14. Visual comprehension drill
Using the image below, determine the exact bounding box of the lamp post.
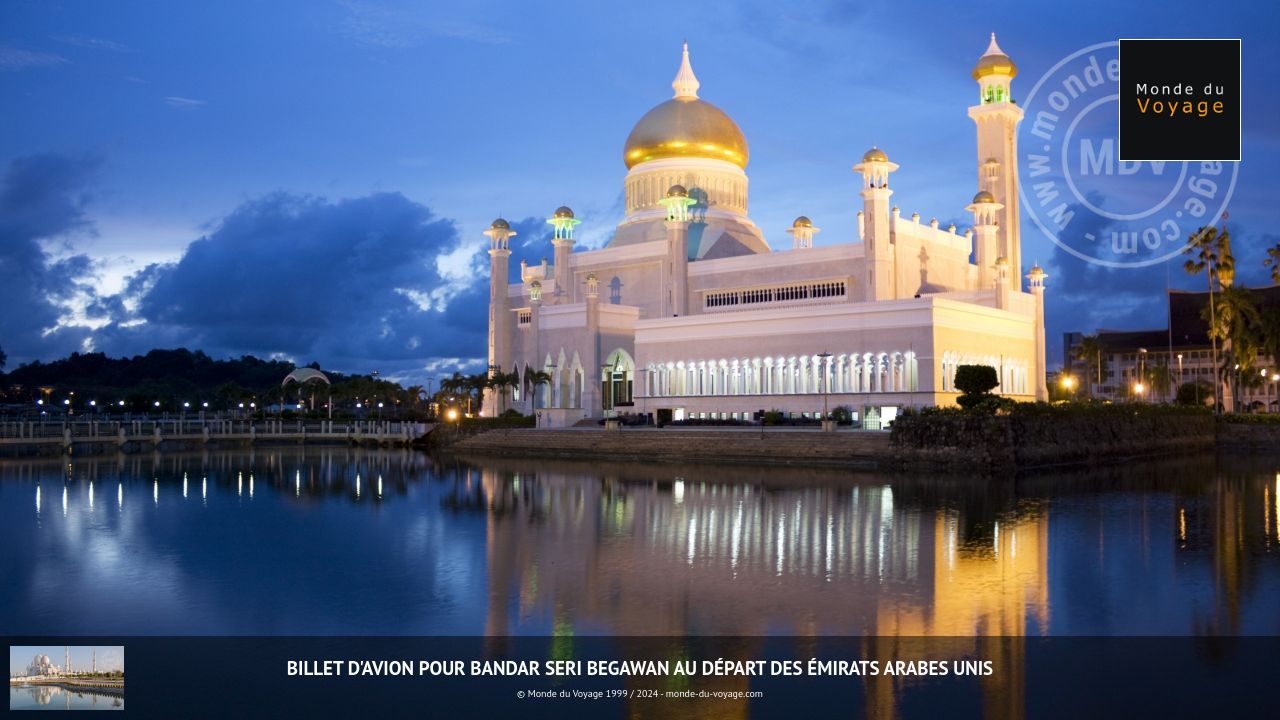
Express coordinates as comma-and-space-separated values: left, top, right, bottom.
1060, 374, 1076, 400
817, 351, 832, 429
637, 368, 649, 426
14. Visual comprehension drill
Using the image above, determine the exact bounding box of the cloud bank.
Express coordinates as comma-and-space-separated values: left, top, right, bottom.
2, 154, 491, 382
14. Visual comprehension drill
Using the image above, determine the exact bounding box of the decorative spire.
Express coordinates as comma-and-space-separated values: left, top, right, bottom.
983, 32, 1004, 57
672, 41, 700, 99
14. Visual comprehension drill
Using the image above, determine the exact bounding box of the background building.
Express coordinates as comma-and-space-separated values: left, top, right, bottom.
1065, 286, 1280, 410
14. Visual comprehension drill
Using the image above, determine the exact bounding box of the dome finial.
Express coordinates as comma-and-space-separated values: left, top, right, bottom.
985, 32, 1002, 56
672, 41, 700, 99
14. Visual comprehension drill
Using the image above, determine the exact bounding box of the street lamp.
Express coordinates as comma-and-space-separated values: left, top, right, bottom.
1134, 382, 1146, 398
817, 351, 833, 423
1060, 374, 1076, 398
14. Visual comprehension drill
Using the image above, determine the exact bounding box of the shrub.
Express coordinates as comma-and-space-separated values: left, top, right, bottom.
1175, 381, 1214, 406
954, 364, 999, 410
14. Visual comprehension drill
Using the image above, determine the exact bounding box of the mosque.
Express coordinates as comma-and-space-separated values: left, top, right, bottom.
482, 35, 1047, 426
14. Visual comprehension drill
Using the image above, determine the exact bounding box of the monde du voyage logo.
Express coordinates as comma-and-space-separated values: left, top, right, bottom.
1019, 40, 1240, 268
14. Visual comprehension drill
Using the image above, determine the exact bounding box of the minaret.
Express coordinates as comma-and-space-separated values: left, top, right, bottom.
484, 218, 516, 416
658, 184, 696, 316
527, 280, 542, 408
1027, 264, 1049, 400
92, 648, 96, 674
966, 190, 1004, 289
583, 273, 602, 415
968, 33, 1024, 289
786, 216, 819, 249
994, 256, 1011, 310
547, 206, 580, 303
853, 147, 898, 301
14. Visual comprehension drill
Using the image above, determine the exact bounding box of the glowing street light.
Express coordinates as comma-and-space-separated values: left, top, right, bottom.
1060, 375, 1076, 391
446, 408, 459, 422
1134, 382, 1146, 396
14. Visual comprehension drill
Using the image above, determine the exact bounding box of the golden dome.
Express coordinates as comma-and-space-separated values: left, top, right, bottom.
972, 190, 995, 204
972, 33, 1017, 80
792, 216, 812, 228
624, 97, 748, 169
666, 184, 688, 197
552, 206, 574, 219
624, 44, 747, 169
862, 146, 889, 163
490, 218, 510, 229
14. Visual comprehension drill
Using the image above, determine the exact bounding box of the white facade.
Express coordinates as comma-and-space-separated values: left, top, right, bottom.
483, 36, 1047, 425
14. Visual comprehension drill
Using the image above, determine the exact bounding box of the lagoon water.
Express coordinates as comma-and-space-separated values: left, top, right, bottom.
7, 684, 123, 711
1, 448, 1278, 637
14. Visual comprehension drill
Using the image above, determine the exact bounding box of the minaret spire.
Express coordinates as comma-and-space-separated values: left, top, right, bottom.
984, 32, 1004, 57
672, 41, 700, 99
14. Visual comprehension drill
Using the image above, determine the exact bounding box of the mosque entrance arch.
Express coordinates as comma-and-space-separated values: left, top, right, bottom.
601, 349, 635, 410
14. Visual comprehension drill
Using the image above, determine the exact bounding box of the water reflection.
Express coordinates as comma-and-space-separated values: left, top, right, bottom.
0, 448, 1276, 641
8, 684, 124, 711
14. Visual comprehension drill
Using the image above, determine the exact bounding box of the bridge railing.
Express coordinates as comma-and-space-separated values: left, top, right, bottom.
0, 419, 430, 441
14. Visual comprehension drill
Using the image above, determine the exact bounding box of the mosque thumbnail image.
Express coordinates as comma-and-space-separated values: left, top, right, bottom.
480, 35, 1046, 427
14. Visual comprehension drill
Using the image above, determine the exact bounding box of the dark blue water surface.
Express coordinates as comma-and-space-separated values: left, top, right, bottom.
2, 448, 1278, 637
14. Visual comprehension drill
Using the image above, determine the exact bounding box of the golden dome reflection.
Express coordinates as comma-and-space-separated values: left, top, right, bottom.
623, 97, 749, 169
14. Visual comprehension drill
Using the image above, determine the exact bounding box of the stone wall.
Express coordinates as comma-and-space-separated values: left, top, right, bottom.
1215, 420, 1280, 451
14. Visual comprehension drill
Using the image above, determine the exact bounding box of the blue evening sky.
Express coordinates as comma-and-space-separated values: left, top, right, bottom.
1, 0, 1276, 381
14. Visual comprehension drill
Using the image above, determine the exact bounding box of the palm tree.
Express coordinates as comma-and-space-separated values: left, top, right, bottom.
525, 369, 552, 410
1259, 307, 1280, 373
465, 373, 488, 415
487, 370, 519, 414
1183, 224, 1234, 411
1205, 284, 1261, 411
1148, 362, 1174, 403
1265, 241, 1280, 284
1074, 335, 1105, 396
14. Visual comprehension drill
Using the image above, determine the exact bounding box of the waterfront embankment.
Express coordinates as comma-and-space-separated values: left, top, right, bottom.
443, 406, 1247, 473
9, 679, 125, 697
448, 428, 890, 469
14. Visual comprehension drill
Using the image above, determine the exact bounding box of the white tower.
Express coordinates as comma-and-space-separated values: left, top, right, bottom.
484, 218, 516, 416
967, 33, 1023, 289
1027, 264, 1049, 401
966, 190, 1004, 289
547, 206, 580, 303
786, 216, 819, 249
658, 185, 696, 316
853, 147, 899, 301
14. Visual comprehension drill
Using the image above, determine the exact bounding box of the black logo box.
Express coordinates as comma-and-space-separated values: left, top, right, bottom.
1119, 39, 1241, 162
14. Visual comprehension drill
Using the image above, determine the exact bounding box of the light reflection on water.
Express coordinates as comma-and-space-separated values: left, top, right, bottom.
8, 684, 123, 711
0, 448, 1278, 637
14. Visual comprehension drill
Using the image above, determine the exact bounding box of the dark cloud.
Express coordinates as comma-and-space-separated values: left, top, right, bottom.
506, 216, 555, 283
93, 191, 486, 381
0, 153, 100, 363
